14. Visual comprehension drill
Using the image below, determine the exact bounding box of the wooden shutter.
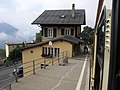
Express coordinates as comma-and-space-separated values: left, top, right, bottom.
44, 28, 48, 37
61, 28, 64, 35
48, 47, 50, 55
41, 30, 43, 36
42, 47, 44, 55
55, 48, 57, 56
45, 47, 47, 54
53, 28, 57, 37
51, 48, 53, 55
58, 48, 60, 57
71, 28, 74, 35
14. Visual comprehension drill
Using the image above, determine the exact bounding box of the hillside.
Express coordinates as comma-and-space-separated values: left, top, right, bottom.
0, 22, 19, 48
0, 22, 18, 36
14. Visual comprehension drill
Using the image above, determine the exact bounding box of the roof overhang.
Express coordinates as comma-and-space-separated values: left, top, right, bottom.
22, 36, 84, 50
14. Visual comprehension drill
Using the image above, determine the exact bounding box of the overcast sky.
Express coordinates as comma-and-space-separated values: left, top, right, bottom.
0, 0, 98, 42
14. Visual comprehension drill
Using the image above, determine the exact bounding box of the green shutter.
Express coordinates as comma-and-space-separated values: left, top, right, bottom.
42, 47, 44, 55
51, 48, 53, 55
53, 28, 57, 37
71, 28, 74, 35
44, 28, 48, 37
61, 28, 64, 35
41, 30, 43, 36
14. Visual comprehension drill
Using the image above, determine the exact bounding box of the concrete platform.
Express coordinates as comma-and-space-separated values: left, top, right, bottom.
11, 56, 89, 90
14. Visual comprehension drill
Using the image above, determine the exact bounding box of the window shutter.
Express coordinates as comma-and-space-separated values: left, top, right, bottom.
44, 28, 48, 37
42, 47, 44, 55
45, 47, 47, 54
61, 28, 64, 35
48, 48, 50, 55
41, 30, 43, 36
71, 28, 74, 35
55, 48, 57, 56
53, 28, 57, 37
51, 48, 53, 55
58, 48, 60, 57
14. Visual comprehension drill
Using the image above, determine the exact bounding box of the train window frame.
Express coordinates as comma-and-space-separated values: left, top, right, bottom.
97, 6, 106, 61
94, 6, 106, 90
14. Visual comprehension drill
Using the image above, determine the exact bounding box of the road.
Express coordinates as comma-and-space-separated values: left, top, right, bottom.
12, 55, 90, 90
0, 66, 15, 89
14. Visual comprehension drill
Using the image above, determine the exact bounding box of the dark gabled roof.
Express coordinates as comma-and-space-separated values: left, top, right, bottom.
23, 36, 84, 50
32, 10, 86, 25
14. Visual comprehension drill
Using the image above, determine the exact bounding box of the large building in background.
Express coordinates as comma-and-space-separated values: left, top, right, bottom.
5, 42, 35, 58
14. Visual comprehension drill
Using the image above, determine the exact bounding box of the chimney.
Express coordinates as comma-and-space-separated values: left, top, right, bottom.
72, 4, 75, 18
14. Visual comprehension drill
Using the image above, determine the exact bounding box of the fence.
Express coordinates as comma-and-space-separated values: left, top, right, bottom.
0, 51, 68, 89
22, 51, 68, 77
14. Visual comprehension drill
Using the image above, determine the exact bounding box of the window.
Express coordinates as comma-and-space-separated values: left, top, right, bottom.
44, 28, 56, 37
42, 47, 47, 55
48, 47, 53, 55
61, 28, 74, 36
55, 48, 60, 57
42, 47, 60, 57
48, 28, 53, 37
65, 28, 71, 35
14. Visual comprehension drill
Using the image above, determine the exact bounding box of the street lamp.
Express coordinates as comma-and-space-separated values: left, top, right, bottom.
48, 41, 52, 57
49, 41, 52, 46
49, 41, 53, 64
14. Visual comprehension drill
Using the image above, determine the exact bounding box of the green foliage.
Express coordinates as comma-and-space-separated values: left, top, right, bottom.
35, 32, 42, 43
6, 45, 22, 65
0, 48, 5, 58
82, 26, 94, 45
98, 27, 104, 46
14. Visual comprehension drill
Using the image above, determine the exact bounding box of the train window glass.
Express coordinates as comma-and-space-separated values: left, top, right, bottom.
97, 26, 105, 58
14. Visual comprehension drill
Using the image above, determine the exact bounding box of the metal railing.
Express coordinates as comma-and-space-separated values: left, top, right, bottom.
22, 51, 68, 77
0, 51, 68, 90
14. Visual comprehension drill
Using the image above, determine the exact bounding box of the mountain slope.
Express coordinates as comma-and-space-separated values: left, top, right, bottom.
0, 22, 18, 36
0, 22, 19, 48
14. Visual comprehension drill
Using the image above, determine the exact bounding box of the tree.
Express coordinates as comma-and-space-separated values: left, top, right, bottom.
0, 49, 5, 58
82, 26, 94, 45
6, 45, 22, 65
35, 32, 42, 43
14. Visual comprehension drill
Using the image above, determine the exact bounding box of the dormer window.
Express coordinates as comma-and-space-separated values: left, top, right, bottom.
60, 15, 66, 18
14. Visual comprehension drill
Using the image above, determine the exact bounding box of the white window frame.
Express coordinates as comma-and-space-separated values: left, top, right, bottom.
48, 28, 53, 37
42, 47, 60, 57
55, 48, 59, 57
65, 28, 71, 35
43, 47, 47, 55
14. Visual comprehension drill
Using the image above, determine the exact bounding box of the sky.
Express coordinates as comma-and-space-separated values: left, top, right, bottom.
0, 0, 98, 43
